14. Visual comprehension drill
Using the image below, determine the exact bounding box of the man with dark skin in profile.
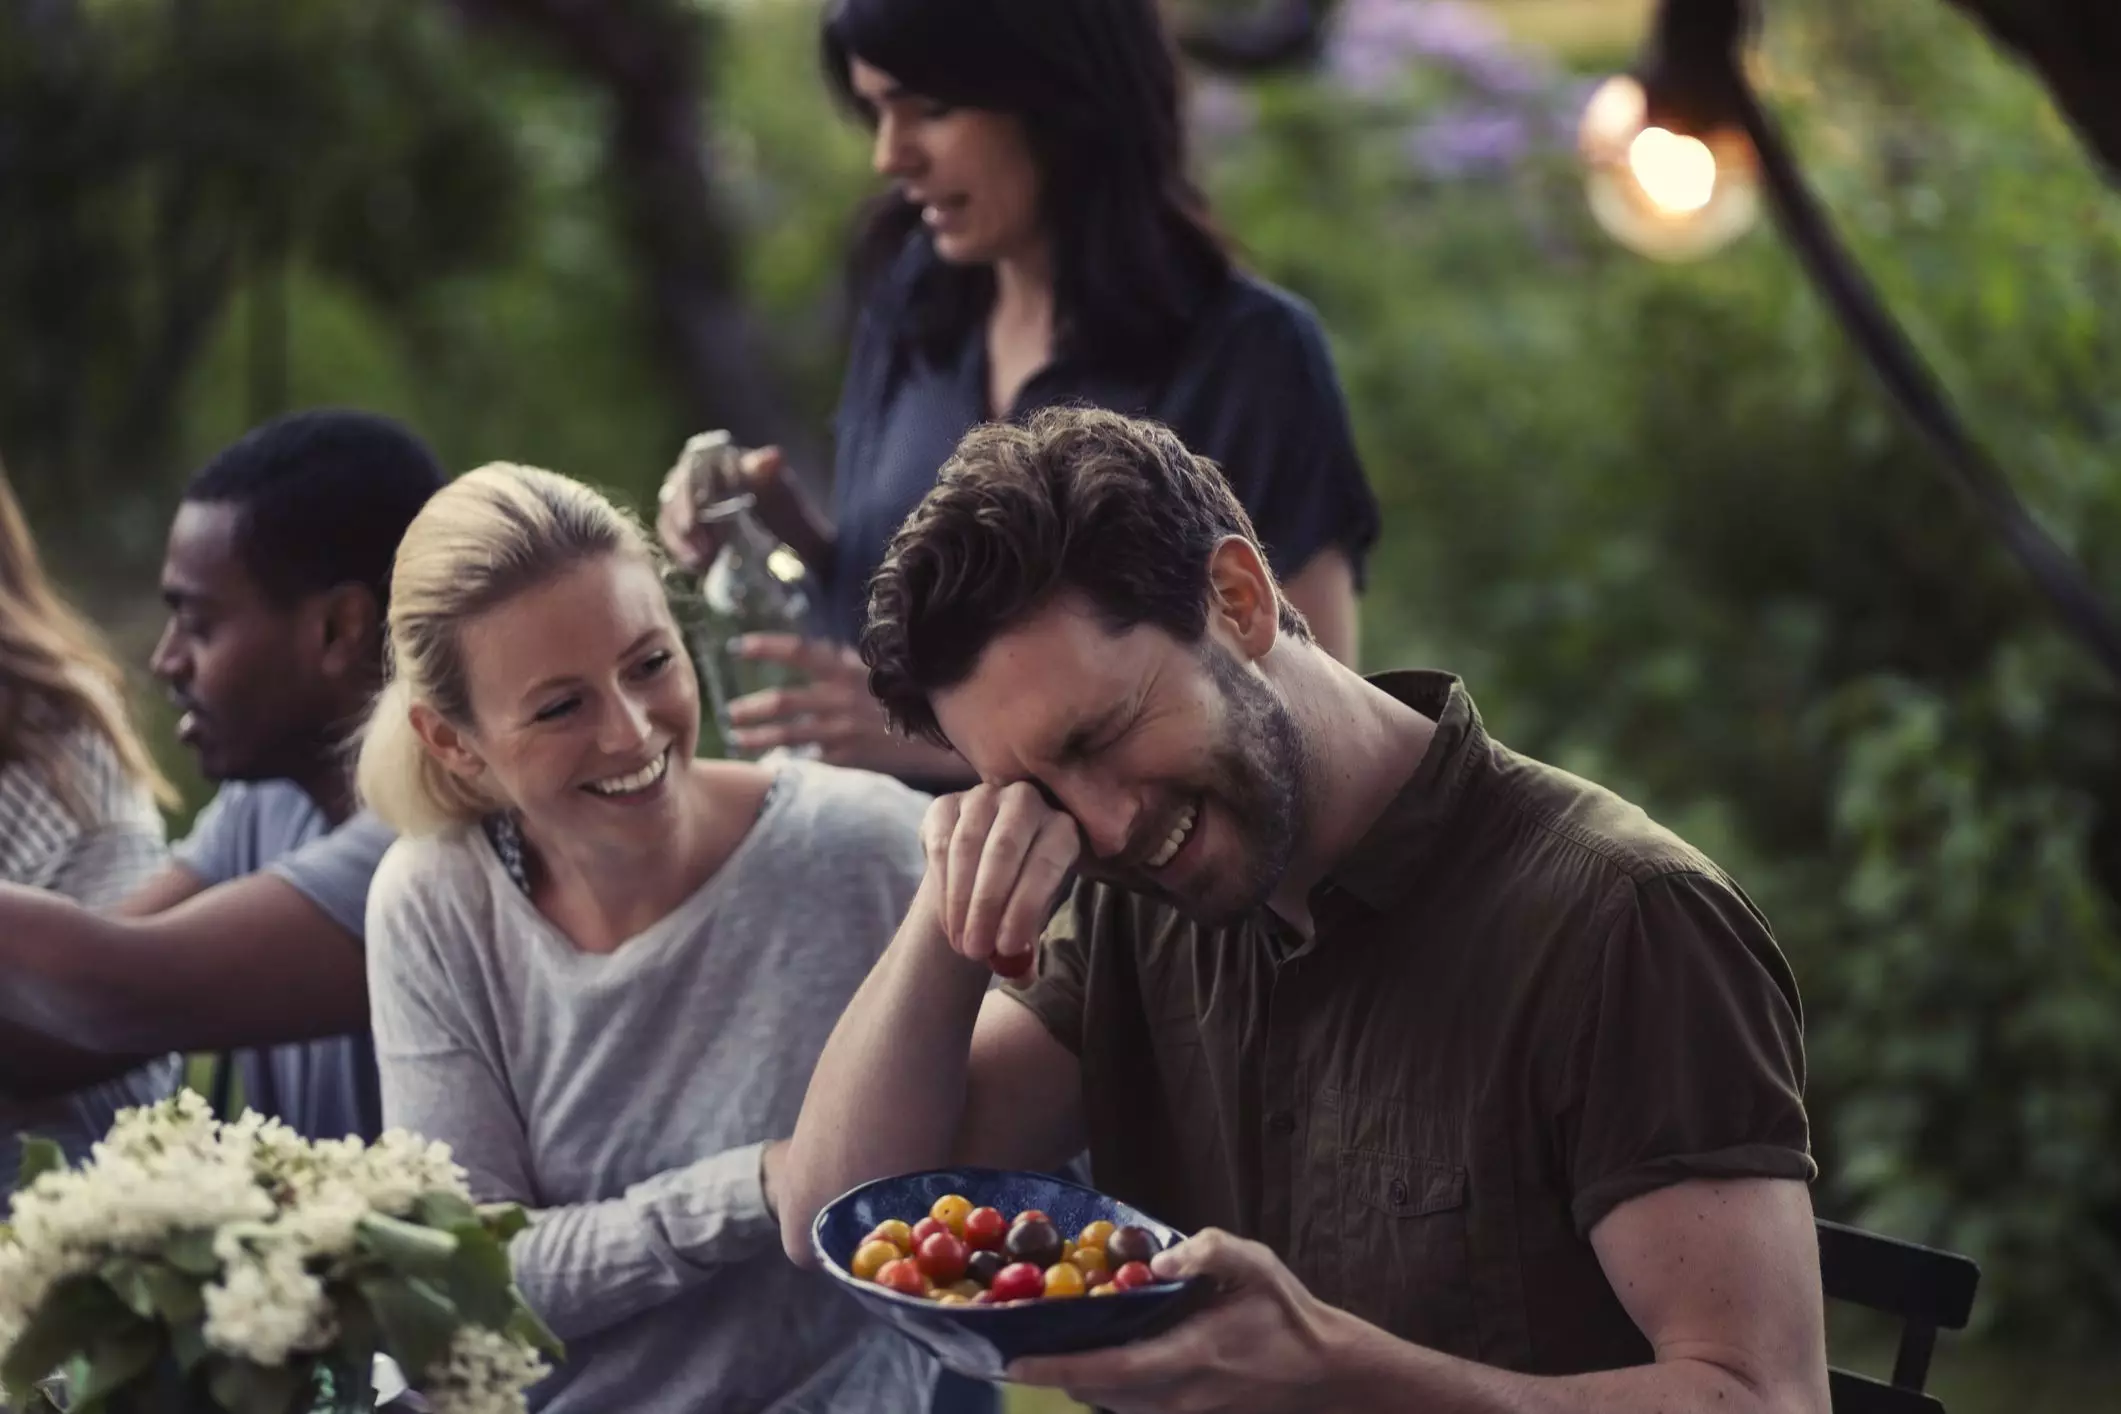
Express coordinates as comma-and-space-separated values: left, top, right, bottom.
0, 409, 444, 1140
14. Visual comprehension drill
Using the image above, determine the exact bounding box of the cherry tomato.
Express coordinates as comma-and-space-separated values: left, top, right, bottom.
867, 1220, 914, 1253
930, 1194, 974, 1237
989, 1261, 1045, 1303
918, 1231, 969, 1284
1107, 1225, 1160, 1268
966, 1249, 1007, 1288
963, 1207, 1007, 1250
1042, 1262, 1087, 1299
971, 1289, 1002, 1306
1082, 1265, 1112, 1290
911, 1216, 950, 1248
1013, 1209, 1050, 1227
936, 1293, 971, 1306
852, 1239, 901, 1281
1111, 1260, 1155, 1292
1076, 1220, 1116, 1255
990, 948, 1033, 979
1089, 1282, 1121, 1297
1070, 1245, 1109, 1280
1005, 1216, 1065, 1270
875, 1258, 926, 1296
947, 1279, 983, 1300
1060, 1238, 1078, 1263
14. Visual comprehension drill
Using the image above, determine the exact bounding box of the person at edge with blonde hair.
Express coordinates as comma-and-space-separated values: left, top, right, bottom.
0, 458, 179, 1175
358, 463, 937, 1414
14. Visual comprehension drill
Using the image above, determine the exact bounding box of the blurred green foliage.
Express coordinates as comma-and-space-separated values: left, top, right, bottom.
4, 0, 2117, 1345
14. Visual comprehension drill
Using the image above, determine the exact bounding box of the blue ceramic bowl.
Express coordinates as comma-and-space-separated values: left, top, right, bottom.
813, 1167, 1214, 1382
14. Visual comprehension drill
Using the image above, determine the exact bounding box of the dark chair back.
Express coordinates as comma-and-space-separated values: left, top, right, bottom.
1817, 1219, 1980, 1414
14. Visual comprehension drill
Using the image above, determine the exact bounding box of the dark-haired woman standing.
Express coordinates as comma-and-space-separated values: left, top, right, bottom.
659, 0, 1379, 791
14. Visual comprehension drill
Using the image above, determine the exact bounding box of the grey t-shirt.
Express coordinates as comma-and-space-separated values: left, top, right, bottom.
365, 761, 937, 1414
175, 782, 396, 1140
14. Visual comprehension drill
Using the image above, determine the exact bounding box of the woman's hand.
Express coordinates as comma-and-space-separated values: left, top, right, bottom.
655, 437, 790, 575
724, 634, 973, 783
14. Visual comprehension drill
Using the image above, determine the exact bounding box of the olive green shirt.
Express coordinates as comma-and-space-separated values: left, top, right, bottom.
1008, 671, 1813, 1374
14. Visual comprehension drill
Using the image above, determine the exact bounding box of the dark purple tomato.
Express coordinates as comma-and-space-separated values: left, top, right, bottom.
1005, 1216, 1065, 1271
1105, 1225, 1160, 1268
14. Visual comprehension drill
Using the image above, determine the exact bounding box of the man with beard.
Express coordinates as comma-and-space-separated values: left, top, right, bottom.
779, 407, 1829, 1414
0, 410, 443, 1142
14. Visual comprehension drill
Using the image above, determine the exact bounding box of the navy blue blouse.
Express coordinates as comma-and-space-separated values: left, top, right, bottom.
818, 242, 1381, 647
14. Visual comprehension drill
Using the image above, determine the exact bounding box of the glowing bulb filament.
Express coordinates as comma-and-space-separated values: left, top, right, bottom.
1627, 127, 1718, 214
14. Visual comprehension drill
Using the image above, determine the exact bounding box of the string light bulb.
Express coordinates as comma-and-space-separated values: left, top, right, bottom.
1577, 11, 1762, 261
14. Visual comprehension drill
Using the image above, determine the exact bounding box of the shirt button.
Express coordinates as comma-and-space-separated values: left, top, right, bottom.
1388, 1178, 1411, 1207
1266, 1111, 1297, 1136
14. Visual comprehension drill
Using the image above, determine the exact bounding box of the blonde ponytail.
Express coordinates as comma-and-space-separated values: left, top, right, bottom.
354, 676, 499, 837
355, 462, 658, 838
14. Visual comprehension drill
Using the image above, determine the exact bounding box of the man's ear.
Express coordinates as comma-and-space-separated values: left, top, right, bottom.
314, 584, 382, 681
409, 700, 486, 785
1205, 537, 1281, 663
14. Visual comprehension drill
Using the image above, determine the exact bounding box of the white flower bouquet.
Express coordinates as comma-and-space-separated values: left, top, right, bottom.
1, 1095, 561, 1414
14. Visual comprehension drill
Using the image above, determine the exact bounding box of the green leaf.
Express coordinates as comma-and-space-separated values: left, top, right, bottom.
13, 1137, 65, 1193
356, 1212, 459, 1279
163, 1230, 221, 1277
414, 1192, 478, 1230
334, 1288, 380, 1364
1, 1277, 132, 1406
171, 1324, 213, 1376
70, 1323, 163, 1406
206, 1357, 302, 1414
142, 1263, 207, 1325
357, 1274, 460, 1380
441, 1226, 516, 1329
476, 1203, 531, 1244
98, 1258, 158, 1321
505, 1296, 564, 1361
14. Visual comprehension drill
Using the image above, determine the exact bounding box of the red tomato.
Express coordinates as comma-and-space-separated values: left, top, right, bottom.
1012, 1209, 1051, 1228
963, 1206, 1007, 1250
989, 948, 1033, 978
1111, 1261, 1155, 1292
917, 1231, 970, 1284
989, 1261, 1046, 1303
876, 1258, 926, 1296
911, 1217, 950, 1248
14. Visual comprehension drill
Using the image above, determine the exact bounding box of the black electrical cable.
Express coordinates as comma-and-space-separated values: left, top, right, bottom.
1726, 66, 2121, 684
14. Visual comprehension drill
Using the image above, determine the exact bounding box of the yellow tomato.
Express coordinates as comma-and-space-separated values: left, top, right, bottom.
868, 1220, 914, 1252
852, 1240, 902, 1281
1070, 1245, 1109, 1279
1077, 1220, 1116, 1254
1042, 1262, 1087, 1299
929, 1193, 975, 1238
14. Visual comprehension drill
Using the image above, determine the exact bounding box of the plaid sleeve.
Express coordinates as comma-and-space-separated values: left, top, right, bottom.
0, 730, 170, 904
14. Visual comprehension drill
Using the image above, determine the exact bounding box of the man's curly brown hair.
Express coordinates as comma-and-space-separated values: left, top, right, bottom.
860, 406, 1308, 748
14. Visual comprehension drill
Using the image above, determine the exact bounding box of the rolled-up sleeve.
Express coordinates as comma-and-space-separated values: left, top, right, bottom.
1560, 871, 1816, 1236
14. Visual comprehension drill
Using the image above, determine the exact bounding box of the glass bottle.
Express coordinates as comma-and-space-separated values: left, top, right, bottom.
677, 432, 817, 759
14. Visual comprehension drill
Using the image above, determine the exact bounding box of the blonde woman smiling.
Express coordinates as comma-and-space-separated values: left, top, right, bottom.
358, 464, 934, 1413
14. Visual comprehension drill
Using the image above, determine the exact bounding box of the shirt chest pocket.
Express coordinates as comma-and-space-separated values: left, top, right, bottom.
1337, 1148, 1478, 1357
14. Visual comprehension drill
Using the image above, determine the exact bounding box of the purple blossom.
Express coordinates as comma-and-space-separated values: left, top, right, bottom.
1324, 0, 1548, 100
1403, 107, 1532, 178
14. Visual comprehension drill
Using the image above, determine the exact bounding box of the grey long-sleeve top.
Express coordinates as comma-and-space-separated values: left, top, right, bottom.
364, 762, 936, 1414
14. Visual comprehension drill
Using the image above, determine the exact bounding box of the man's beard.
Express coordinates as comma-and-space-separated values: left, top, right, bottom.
1159, 646, 1309, 927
